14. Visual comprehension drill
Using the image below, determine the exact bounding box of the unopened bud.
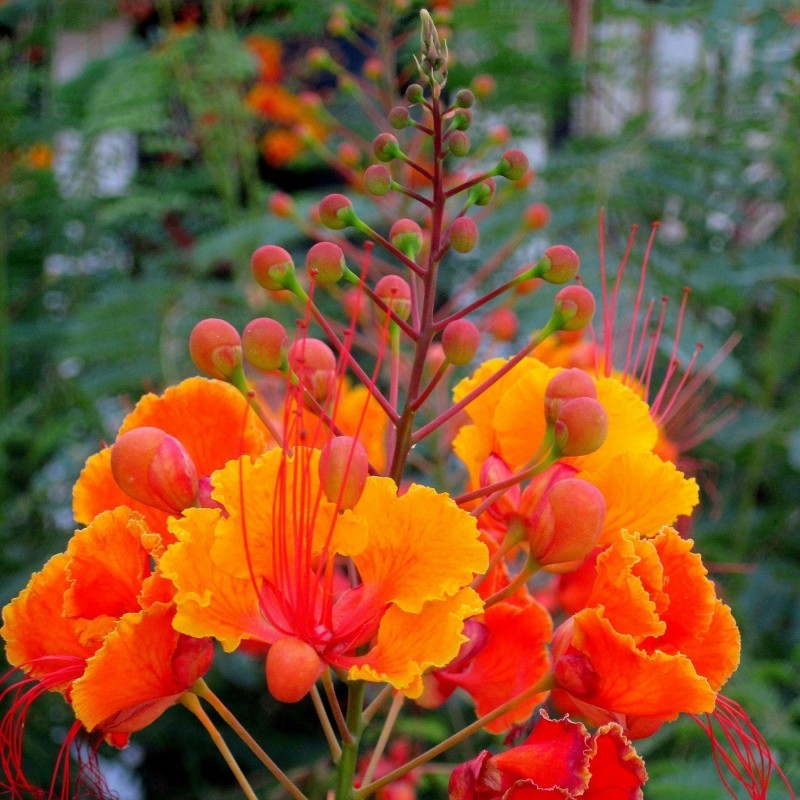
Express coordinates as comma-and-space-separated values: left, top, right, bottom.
189, 318, 243, 380
471, 178, 495, 206
446, 130, 470, 157
553, 285, 595, 331
373, 132, 402, 162
319, 193, 355, 230
484, 307, 518, 342
542, 245, 580, 284
554, 397, 608, 456
364, 164, 393, 196
544, 369, 597, 424
389, 106, 412, 129
242, 317, 288, 372
268, 191, 294, 218
363, 56, 383, 82
442, 319, 481, 366
389, 218, 424, 257
319, 436, 369, 509
487, 124, 510, 146
307, 47, 333, 71
374, 275, 412, 323
171, 634, 214, 687
266, 637, 323, 703
523, 202, 551, 231
455, 88, 475, 108
451, 109, 472, 131
479, 453, 519, 521
497, 149, 529, 181
337, 142, 361, 168
306, 241, 345, 285
288, 338, 337, 404
405, 83, 424, 105
425, 342, 446, 376
471, 74, 495, 100
111, 427, 199, 514
449, 217, 479, 253
251, 245, 296, 292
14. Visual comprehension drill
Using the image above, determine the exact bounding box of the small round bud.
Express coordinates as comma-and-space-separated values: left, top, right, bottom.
327, 10, 349, 36
319, 436, 369, 509
374, 275, 412, 323
373, 132, 401, 162
288, 338, 337, 404
388, 106, 412, 129
515, 168, 536, 189
544, 369, 597, 424
451, 108, 472, 131
487, 124, 510, 146
473, 178, 496, 206
484, 307, 518, 342
542, 244, 580, 284
307, 47, 332, 70
442, 319, 481, 366
554, 397, 608, 456
497, 149, 529, 181
189, 318, 243, 380
449, 217, 479, 254
523, 202, 551, 231
471, 74, 496, 100
446, 130, 470, 157
405, 83, 424, 105
111, 427, 199, 514
266, 637, 323, 703
319, 193, 354, 230
338, 74, 358, 95
268, 191, 294, 218
479, 453, 519, 521
554, 285, 596, 331
363, 56, 383, 82
455, 88, 475, 108
337, 141, 361, 168
389, 218, 424, 257
242, 317, 288, 372
306, 241, 345, 285
251, 245, 296, 292
424, 342, 446, 376
364, 164, 393, 196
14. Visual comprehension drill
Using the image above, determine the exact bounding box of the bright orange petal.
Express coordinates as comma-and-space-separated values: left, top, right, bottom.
584, 722, 647, 799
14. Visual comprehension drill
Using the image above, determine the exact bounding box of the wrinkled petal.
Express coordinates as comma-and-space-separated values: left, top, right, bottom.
583, 722, 647, 799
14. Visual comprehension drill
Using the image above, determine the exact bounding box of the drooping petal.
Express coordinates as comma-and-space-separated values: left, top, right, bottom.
583, 722, 647, 800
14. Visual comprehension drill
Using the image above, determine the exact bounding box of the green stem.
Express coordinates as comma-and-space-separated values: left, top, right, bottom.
334, 680, 367, 800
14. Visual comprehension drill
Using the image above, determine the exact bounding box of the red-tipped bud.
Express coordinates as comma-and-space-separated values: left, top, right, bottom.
242, 317, 288, 372
374, 275, 412, 323
544, 368, 597, 423
455, 88, 475, 108
373, 132, 401, 162
337, 141, 361, 168
542, 244, 580, 284
405, 83, 424, 104
327, 9, 349, 37
523, 202, 551, 231
487, 124, 510, 146
554, 285, 595, 331
451, 108, 472, 131
288, 338, 337, 403
389, 218, 424, 257
446, 130, 470, 157
471, 73, 495, 100
479, 453, 519, 521
171, 634, 214, 687
515, 168, 536, 189
319, 436, 369, 509
362, 56, 383, 82
189, 318, 243, 380
484, 307, 518, 341
449, 217, 479, 253
306, 241, 345, 285
442, 319, 481, 365
111, 427, 199, 514
364, 164, 393, 196
389, 106, 412, 129
424, 342, 446, 376
553, 397, 608, 456
472, 178, 496, 206
319, 193, 354, 230
266, 637, 323, 703
251, 245, 296, 292
497, 149, 529, 181
268, 191, 294, 218
307, 47, 332, 70
525, 474, 605, 565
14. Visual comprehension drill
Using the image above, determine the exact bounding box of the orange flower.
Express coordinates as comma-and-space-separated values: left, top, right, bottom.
449, 711, 647, 799
160, 446, 488, 699
245, 34, 284, 83
73, 377, 269, 541
551, 527, 740, 737
260, 128, 304, 166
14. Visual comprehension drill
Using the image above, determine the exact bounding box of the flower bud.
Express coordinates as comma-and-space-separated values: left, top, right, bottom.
242, 317, 288, 372
306, 241, 345, 285
553, 285, 595, 331
451, 108, 472, 131
111, 427, 199, 514
487, 124, 510, 146
171, 634, 215, 687
319, 193, 354, 230
405, 83, 424, 104
442, 319, 481, 366
268, 191, 294, 218
337, 141, 361, 168
364, 164, 393, 196
472, 178, 495, 206
389, 106, 412, 129
542, 244, 580, 284
266, 637, 323, 703
374, 275, 412, 323
424, 342, 446, 376
479, 453, 519, 521
455, 88, 475, 108
446, 130, 470, 157
307, 47, 332, 70
449, 217, 479, 253
523, 202, 550, 231
497, 149, 529, 181
189, 318, 243, 380
389, 218, 424, 257
544, 368, 597, 424
319, 435, 369, 509
288, 338, 337, 404
362, 56, 383, 82
484, 307, 518, 342
471, 73, 495, 100
251, 245, 296, 292
553, 397, 608, 456
373, 132, 401, 162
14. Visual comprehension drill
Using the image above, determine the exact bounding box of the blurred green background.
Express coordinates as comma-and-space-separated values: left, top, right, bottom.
1, 0, 798, 797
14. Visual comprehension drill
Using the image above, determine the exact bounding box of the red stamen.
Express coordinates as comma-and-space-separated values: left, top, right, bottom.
622, 222, 659, 380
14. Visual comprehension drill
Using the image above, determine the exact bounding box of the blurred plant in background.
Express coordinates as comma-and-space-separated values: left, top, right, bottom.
1, 0, 799, 797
